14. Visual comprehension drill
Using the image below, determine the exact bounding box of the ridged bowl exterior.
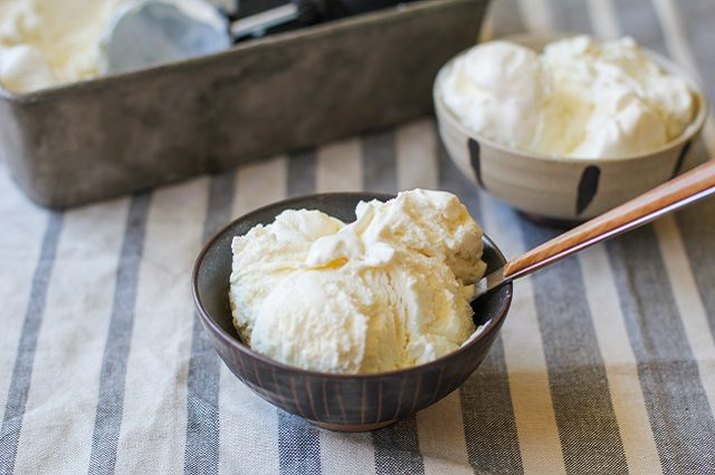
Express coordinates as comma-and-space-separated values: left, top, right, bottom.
192, 193, 512, 430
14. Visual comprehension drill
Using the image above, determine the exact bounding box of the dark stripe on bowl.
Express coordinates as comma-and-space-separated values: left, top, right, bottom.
304, 378, 319, 420
271, 367, 289, 408
392, 375, 409, 420
321, 381, 331, 420
672, 139, 692, 178
233, 345, 247, 377
408, 373, 423, 415
252, 359, 264, 390
442, 375, 459, 397
428, 366, 446, 405
290, 376, 306, 418
376, 381, 384, 423
335, 383, 348, 424
439, 134, 484, 224
576, 165, 601, 216
468, 138, 486, 189
361, 379, 368, 425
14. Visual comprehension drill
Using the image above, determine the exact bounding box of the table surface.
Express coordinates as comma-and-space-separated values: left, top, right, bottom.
2, 1, 715, 474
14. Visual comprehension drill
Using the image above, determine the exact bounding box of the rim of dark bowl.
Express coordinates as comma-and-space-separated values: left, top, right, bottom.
191, 192, 513, 380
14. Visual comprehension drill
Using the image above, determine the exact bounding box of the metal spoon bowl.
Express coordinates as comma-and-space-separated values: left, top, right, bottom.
102, 0, 230, 74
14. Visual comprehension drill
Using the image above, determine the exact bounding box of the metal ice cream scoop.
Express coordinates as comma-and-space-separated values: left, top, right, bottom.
103, 0, 231, 74
103, 0, 410, 74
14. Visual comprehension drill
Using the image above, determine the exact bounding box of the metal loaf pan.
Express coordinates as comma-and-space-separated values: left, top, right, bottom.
0, 0, 488, 208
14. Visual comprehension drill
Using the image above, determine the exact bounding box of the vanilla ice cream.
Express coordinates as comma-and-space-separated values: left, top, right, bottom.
440, 35, 696, 159
229, 190, 487, 374
0, 0, 125, 93
0, 0, 229, 93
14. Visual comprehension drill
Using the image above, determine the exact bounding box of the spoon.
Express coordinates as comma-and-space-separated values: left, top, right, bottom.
473, 159, 715, 300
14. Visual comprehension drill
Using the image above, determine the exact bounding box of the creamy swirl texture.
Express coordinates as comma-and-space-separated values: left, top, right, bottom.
228, 190, 487, 374
0, 0, 123, 92
440, 36, 696, 158
0, 0, 229, 92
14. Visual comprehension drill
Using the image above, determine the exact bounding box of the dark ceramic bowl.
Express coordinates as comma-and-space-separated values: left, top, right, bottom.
192, 192, 513, 431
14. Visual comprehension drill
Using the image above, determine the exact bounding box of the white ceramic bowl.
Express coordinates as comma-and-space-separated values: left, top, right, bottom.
433, 33, 708, 221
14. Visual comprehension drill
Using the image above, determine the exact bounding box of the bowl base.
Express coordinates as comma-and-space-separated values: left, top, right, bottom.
308, 419, 397, 432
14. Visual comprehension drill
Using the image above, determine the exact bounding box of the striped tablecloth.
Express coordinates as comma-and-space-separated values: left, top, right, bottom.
1, 0, 714, 473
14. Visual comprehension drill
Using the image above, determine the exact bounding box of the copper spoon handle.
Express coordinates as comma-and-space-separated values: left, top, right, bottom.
503, 159, 715, 281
